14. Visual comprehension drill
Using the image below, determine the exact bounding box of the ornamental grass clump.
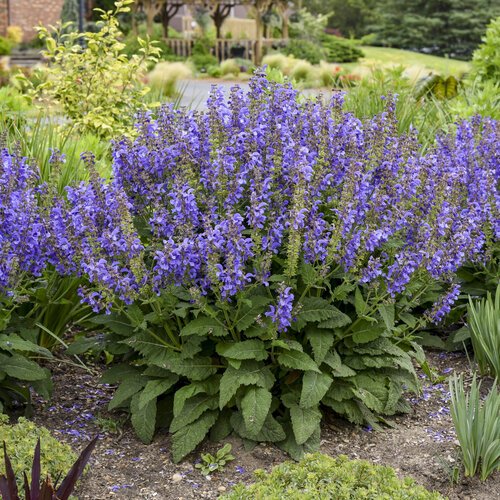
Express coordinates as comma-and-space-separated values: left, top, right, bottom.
467, 284, 500, 377
0, 73, 499, 463
449, 373, 500, 481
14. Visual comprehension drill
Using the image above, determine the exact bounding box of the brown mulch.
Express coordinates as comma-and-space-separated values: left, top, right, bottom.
9, 350, 499, 500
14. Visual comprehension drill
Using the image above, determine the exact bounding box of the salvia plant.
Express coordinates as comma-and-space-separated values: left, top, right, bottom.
195, 443, 234, 475
0, 74, 498, 462
0, 436, 97, 500
449, 373, 500, 481
467, 283, 500, 377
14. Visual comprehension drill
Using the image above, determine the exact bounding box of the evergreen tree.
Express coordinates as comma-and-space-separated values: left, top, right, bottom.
369, 0, 500, 60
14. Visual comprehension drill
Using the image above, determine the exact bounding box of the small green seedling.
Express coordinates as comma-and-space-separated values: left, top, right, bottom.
195, 443, 234, 476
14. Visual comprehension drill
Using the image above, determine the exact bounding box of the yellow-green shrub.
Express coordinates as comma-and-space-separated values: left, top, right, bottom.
222, 453, 445, 500
23, 0, 159, 138
220, 59, 240, 77
0, 415, 77, 492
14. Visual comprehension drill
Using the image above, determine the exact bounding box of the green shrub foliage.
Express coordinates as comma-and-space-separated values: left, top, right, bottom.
221, 453, 445, 499
0, 415, 77, 492
320, 34, 364, 63
281, 39, 326, 65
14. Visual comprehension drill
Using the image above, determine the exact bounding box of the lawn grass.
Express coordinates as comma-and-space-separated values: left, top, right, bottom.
340, 46, 471, 77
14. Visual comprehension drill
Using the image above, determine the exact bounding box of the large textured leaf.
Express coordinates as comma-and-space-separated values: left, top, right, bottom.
351, 320, 385, 344
354, 288, 366, 315
326, 380, 355, 402
130, 393, 156, 444
298, 297, 350, 323
317, 312, 352, 329
0, 353, 47, 381
241, 386, 272, 436
300, 371, 332, 408
216, 339, 268, 361
235, 296, 272, 331
180, 316, 226, 337
0, 334, 52, 357
231, 412, 286, 442
89, 313, 135, 336
378, 304, 395, 330
210, 408, 233, 442
323, 397, 364, 425
290, 405, 322, 445
170, 393, 218, 433
305, 327, 335, 364
100, 364, 141, 384
219, 361, 275, 408
277, 350, 320, 373
277, 422, 320, 460
138, 375, 178, 409
173, 377, 220, 416
172, 409, 218, 463
109, 377, 147, 410
148, 350, 217, 381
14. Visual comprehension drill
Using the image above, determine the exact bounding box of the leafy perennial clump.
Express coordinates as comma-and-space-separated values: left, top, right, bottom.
0, 74, 498, 463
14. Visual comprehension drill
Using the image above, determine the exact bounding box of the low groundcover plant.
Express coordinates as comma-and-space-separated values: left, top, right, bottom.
0, 73, 498, 463
220, 453, 445, 499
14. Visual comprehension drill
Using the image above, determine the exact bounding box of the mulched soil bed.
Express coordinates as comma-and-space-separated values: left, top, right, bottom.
11, 349, 500, 500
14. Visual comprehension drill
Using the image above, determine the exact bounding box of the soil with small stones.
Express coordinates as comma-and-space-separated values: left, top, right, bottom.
7, 349, 500, 500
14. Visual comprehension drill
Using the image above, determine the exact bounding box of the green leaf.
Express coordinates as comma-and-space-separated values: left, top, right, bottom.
300, 371, 332, 408
316, 311, 352, 329
219, 361, 275, 409
298, 297, 350, 323
379, 304, 395, 330
235, 296, 272, 331
66, 335, 101, 355
277, 422, 320, 460
399, 312, 417, 328
149, 350, 217, 381
354, 287, 366, 315
180, 316, 226, 337
138, 375, 178, 409
0, 334, 52, 358
231, 412, 286, 442
130, 393, 156, 444
351, 320, 385, 344
100, 364, 141, 384
173, 377, 220, 416
277, 350, 320, 373
241, 386, 272, 436
216, 339, 268, 361
0, 353, 47, 381
170, 393, 218, 433
89, 313, 135, 336
290, 404, 322, 445
305, 327, 335, 364
326, 380, 355, 402
299, 260, 318, 285
109, 377, 147, 410
209, 408, 233, 442
322, 349, 342, 371
331, 363, 356, 377
172, 409, 218, 463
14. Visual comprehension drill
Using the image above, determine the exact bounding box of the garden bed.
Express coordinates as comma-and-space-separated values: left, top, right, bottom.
16, 349, 498, 500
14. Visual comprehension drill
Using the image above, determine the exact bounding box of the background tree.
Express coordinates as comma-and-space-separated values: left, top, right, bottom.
274, 0, 291, 39
369, 0, 500, 60
160, 1, 184, 38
